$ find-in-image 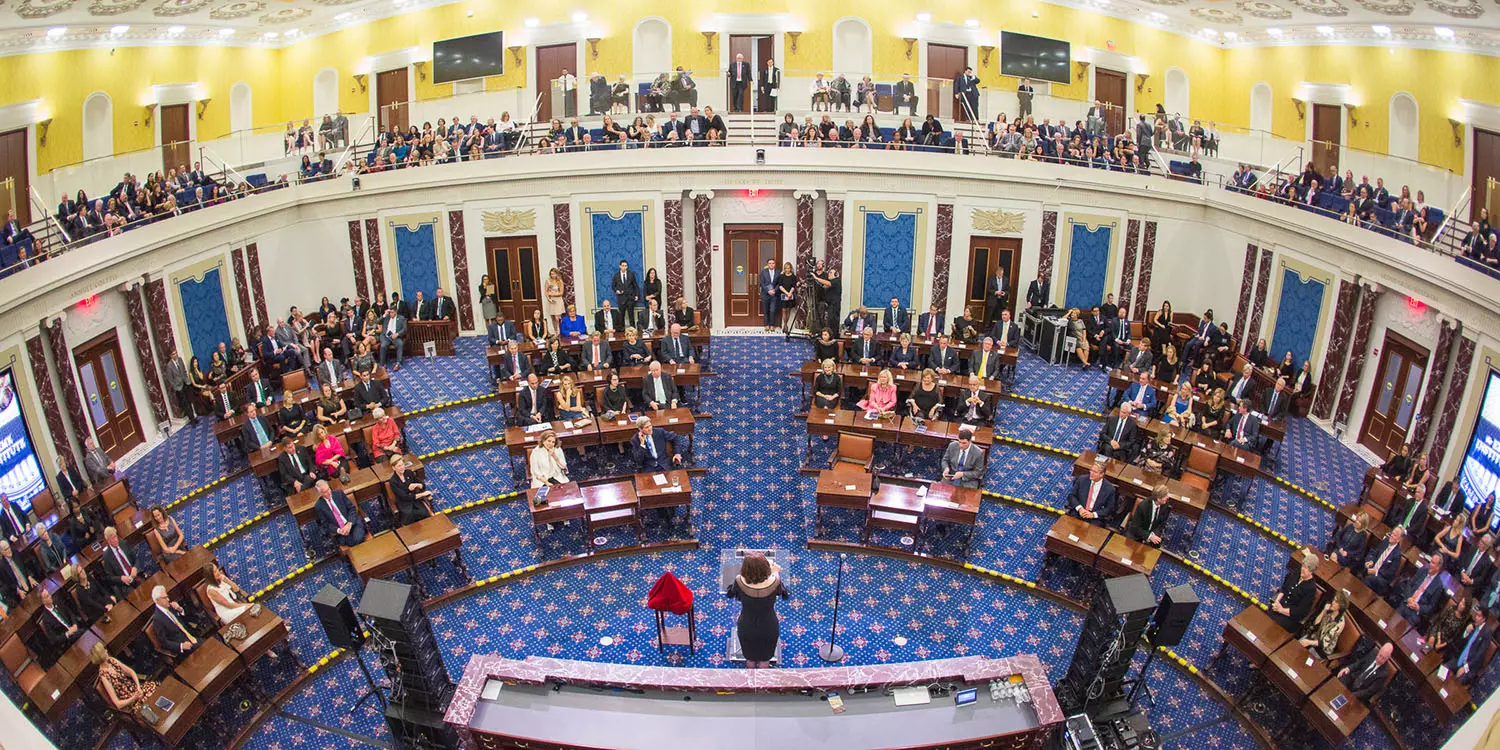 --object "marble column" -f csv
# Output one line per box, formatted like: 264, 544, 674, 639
1242, 247, 1273, 354
1429, 335, 1476, 469
1312, 280, 1359, 421
449, 210, 474, 330
231, 246, 257, 339
1334, 284, 1381, 427
664, 198, 685, 306
348, 219, 370, 301
1118, 219, 1139, 313
1132, 221, 1157, 320
246, 242, 268, 327
1409, 319, 1455, 454
365, 218, 387, 301
26, 334, 73, 461
1038, 211, 1058, 283
794, 192, 816, 272
932, 203, 953, 309
692, 191, 713, 326
553, 203, 575, 304
825, 198, 845, 275
124, 284, 170, 425
1232, 244, 1258, 344
46, 318, 91, 447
